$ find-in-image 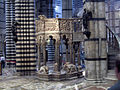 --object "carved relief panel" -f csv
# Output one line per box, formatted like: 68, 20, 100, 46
59, 19, 72, 32
45, 19, 59, 31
